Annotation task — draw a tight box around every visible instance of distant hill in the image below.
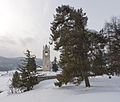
[0,56,43,71]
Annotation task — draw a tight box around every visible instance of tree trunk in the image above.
[85,76,90,87]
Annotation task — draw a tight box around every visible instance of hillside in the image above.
[0,56,43,71]
[0,71,120,102]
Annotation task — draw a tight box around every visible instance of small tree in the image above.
[19,50,38,91]
[52,57,58,72]
[12,71,20,88]
[10,50,39,93]
[10,71,21,93]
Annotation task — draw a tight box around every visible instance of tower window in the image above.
[45,51,48,56]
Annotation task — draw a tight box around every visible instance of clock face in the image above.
[45,51,48,56]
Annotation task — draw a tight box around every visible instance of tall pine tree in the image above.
[50,5,107,87]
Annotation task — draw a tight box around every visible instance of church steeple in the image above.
[42,45,50,71]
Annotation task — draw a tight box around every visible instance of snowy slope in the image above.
[0,71,120,102]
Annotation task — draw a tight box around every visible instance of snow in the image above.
[37,71,61,76]
[0,71,120,102]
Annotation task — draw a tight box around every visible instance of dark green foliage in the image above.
[11,71,21,88]
[19,50,38,91]
[52,57,58,72]
[50,5,107,87]
[103,17,120,75]
[24,50,37,73]
[11,50,39,93]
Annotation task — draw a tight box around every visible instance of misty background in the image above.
[0,0,120,62]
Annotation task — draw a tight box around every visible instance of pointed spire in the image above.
[45,45,48,49]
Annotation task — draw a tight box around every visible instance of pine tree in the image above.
[10,71,21,93]
[50,5,107,87]
[11,71,21,88]
[19,50,38,91]
[52,57,58,72]
[103,17,120,75]
[11,50,39,93]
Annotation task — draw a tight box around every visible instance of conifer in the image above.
[52,57,58,72]
[50,5,107,87]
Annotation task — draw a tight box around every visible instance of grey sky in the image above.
[0,0,120,60]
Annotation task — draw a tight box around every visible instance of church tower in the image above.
[43,45,50,71]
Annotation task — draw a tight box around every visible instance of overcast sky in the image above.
[0,0,120,60]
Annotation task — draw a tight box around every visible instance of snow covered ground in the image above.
[37,71,61,76]
[0,71,120,102]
